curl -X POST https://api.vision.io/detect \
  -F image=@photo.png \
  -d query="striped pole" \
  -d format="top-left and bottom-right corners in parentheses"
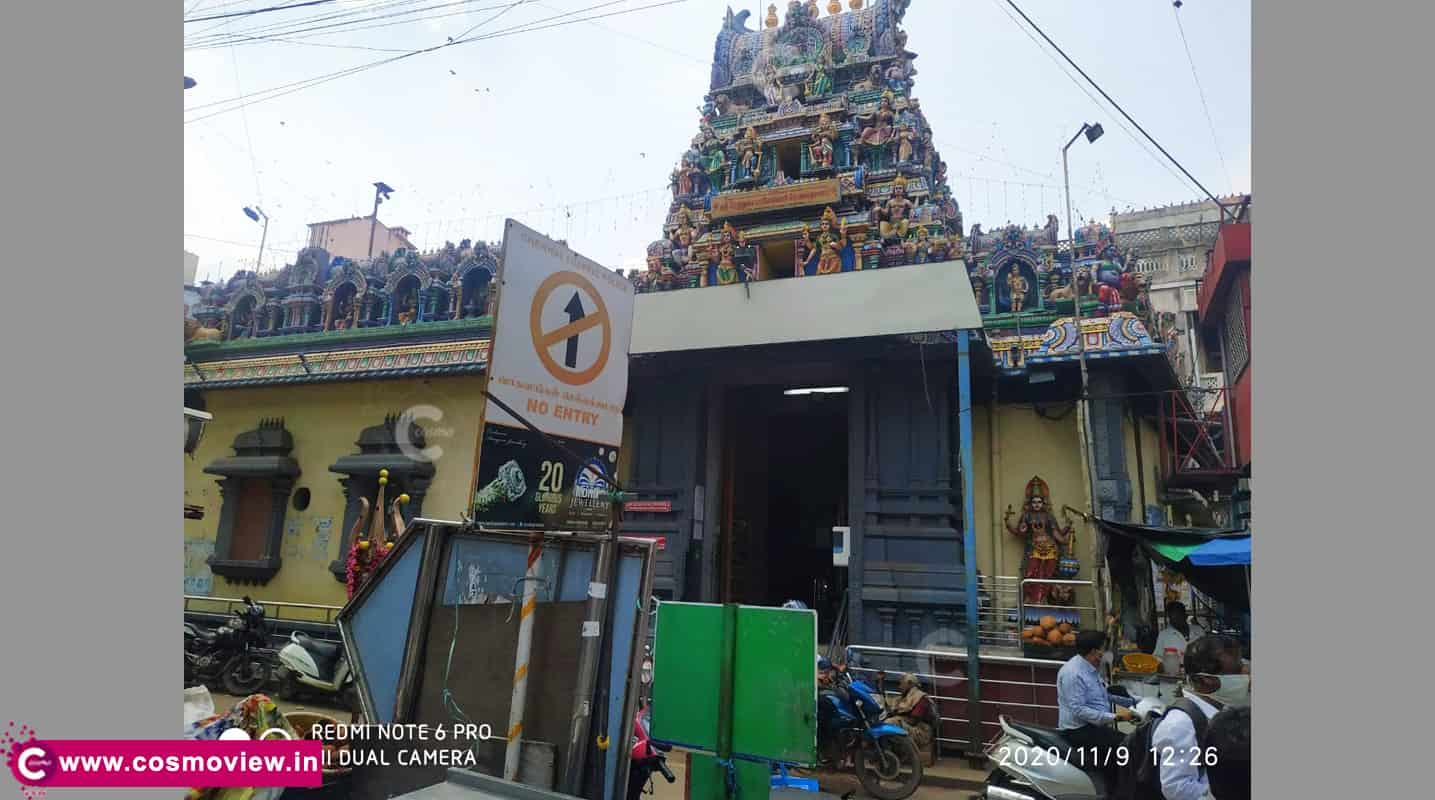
top-left (504, 536), bottom-right (543, 782)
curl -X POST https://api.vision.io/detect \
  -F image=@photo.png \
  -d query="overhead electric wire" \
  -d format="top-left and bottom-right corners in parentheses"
top-left (1173, 3), bottom-right (1234, 195)
top-left (184, 0), bottom-right (689, 125)
top-left (1001, 0), bottom-right (1226, 213)
top-left (988, 0), bottom-right (1196, 201)
top-left (451, 0), bottom-right (532, 41)
top-left (185, 0), bottom-right (483, 49)
top-left (185, 0), bottom-right (339, 24)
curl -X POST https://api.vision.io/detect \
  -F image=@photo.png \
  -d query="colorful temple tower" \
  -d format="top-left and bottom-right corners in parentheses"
top-left (637, 0), bottom-right (961, 293)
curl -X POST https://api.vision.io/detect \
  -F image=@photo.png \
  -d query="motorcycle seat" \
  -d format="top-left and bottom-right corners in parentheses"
top-left (294, 633), bottom-right (343, 669)
top-left (187, 626), bottom-right (220, 644)
top-left (1007, 720), bottom-right (1076, 754)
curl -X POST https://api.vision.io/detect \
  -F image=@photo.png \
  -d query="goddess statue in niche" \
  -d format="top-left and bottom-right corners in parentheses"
top-left (1005, 476), bottom-right (1076, 606)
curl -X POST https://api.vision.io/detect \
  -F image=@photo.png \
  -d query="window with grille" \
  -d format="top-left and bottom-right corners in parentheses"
top-left (1137, 258), bottom-right (1159, 274)
top-left (1178, 254), bottom-right (1200, 272)
top-left (1224, 290), bottom-right (1249, 378)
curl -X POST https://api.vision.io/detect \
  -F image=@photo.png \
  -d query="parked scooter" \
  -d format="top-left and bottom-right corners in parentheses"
top-left (818, 655), bottom-right (923, 800)
top-left (183, 595), bottom-right (272, 696)
top-left (275, 631), bottom-right (355, 707)
top-left (627, 705), bottom-right (674, 800)
top-left (980, 692), bottom-right (1165, 800)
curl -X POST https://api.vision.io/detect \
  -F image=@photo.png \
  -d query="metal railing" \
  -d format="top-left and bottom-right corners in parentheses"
top-left (183, 594), bottom-right (343, 626)
top-left (1017, 578), bottom-right (1100, 637)
top-left (844, 643), bottom-right (1063, 755)
top-left (977, 574), bottom-right (1022, 649)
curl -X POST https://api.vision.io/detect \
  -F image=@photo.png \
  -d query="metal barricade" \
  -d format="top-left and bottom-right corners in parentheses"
top-left (846, 643), bottom-right (1064, 756)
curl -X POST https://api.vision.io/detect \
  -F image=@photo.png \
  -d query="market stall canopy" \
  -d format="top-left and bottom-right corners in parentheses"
top-left (630, 259), bottom-right (982, 355)
top-left (1097, 518), bottom-right (1251, 608)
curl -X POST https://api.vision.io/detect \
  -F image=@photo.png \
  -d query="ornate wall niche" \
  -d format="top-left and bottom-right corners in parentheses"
top-left (326, 413), bottom-right (437, 581)
top-left (202, 418), bottom-right (300, 585)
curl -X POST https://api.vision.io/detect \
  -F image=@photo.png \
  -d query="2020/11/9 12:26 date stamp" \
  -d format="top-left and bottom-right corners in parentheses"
top-left (994, 745), bottom-right (1219, 769)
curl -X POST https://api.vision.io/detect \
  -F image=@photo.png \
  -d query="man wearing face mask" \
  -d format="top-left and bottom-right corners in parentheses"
top-left (1150, 634), bottom-right (1250, 800)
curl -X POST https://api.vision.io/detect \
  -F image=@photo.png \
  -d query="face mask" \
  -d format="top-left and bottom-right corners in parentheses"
top-left (1192, 674), bottom-right (1251, 708)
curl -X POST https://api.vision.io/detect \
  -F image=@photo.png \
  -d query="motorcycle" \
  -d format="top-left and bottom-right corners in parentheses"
top-left (183, 595), bottom-right (272, 696)
top-left (980, 692), bottom-right (1165, 800)
top-left (275, 630), bottom-right (355, 707)
top-left (817, 657), bottom-right (924, 800)
top-left (626, 705), bottom-right (674, 800)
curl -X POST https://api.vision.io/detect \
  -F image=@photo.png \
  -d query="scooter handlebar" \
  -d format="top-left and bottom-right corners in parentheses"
top-left (657, 761), bottom-right (675, 783)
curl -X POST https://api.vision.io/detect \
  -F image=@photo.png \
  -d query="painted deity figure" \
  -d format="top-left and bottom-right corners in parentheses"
top-left (397, 292), bottom-right (418, 325)
top-left (897, 123), bottom-right (916, 163)
top-left (1004, 476), bottom-right (1076, 606)
top-left (761, 63), bottom-right (784, 106)
top-left (675, 162), bottom-right (694, 196)
top-left (877, 177), bottom-right (914, 241)
top-left (804, 207), bottom-right (849, 275)
top-left (1007, 267), bottom-right (1029, 313)
top-left (704, 146), bottom-right (729, 191)
top-left (712, 223), bottom-right (743, 286)
top-left (809, 113), bottom-right (838, 169)
top-left (806, 62), bottom-right (833, 98)
top-left (737, 127), bottom-right (763, 178)
top-left (857, 93), bottom-right (896, 147)
top-left (853, 64), bottom-right (883, 92)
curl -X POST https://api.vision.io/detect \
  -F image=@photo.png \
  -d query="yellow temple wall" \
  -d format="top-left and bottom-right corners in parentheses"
top-left (970, 403), bottom-right (1165, 589)
top-left (183, 375), bottom-right (487, 607)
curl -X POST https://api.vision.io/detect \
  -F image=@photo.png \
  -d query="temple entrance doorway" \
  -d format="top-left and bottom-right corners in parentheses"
top-left (719, 384), bottom-right (849, 641)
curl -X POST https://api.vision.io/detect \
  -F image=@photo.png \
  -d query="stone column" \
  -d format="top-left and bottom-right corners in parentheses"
top-left (877, 607), bottom-right (897, 646)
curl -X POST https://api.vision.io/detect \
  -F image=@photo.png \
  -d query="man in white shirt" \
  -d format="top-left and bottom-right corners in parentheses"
top-left (1152, 602), bottom-right (1206, 670)
top-left (1150, 634), bottom-right (1250, 800)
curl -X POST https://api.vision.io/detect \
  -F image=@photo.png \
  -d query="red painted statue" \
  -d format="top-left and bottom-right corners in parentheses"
top-left (1004, 476), bottom-right (1075, 606)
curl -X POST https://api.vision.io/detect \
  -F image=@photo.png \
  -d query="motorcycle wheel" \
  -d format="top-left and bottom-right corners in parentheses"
top-left (854, 736), bottom-right (923, 800)
top-left (222, 654), bottom-right (270, 696)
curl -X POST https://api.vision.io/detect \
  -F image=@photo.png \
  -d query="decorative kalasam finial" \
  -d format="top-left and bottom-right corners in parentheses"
top-left (344, 467), bottom-right (412, 599)
top-left (850, 0), bottom-right (864, 10)
top-left (827, 0), bottom-right (841, 13)
top-left (766, 4), bottom-right (779, 28)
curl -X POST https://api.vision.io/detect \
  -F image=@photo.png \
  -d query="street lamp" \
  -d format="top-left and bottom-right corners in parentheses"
top-left (1060, 121), bottom-right (1108, 628)
top-left (367, 181), bottom-right (395, 260)
top-left (243, 206), bottom-right (269, 272)
top-left (1060, 121), bottom-right (1104, 381)
top-left (184, 76), bottom-right (197, 90)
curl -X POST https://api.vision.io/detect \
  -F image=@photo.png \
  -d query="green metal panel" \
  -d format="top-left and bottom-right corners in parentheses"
top-left (649, 602), bottom-right (817, 765)
top-left (730, 605), bottom-right (817, 765)
top-left (650, 602), bottom-right (724, 752)
top-left (686, 753), bottom-right (771, 800)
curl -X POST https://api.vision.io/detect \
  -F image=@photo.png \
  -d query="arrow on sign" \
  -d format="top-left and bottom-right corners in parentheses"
top-left (562, 291), bottom-right (586, 368)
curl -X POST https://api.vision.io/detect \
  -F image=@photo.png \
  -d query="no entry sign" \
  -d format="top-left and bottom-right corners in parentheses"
top-left (470, 220), bottom-right (635, 531)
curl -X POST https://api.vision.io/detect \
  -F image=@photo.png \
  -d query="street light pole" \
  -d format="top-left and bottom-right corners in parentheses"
top-left (243, 206), bottom-right (269, 272)
top-left (367, 181), bottom-right (395, 260)
top-left (1061, 122), bottom-right (1110, 632)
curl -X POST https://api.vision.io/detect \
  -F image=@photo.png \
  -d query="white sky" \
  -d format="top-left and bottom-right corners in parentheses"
top-left (183, 0), bottom-right (1250, 282)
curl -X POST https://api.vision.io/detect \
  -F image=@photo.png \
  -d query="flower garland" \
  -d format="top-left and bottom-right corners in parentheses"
top-left (345, 538), bottom-right (393, 599)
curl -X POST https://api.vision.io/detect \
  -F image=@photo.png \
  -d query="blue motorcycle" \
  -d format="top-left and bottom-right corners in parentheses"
top-left (816, 657), bottom-right (924, 800)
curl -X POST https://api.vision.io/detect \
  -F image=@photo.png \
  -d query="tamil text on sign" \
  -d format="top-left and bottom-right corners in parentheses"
top-left (708, 178), bottom-right (840, 220)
